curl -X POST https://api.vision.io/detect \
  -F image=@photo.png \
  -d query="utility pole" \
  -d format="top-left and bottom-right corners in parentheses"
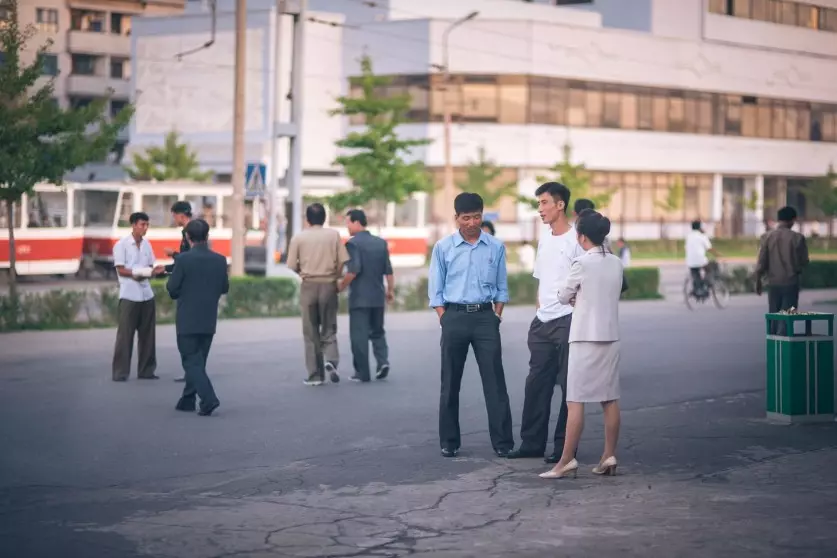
top-left (440, 11), bottom-right (478, 239)
top-left (230, 0), bottom-right (248, 276)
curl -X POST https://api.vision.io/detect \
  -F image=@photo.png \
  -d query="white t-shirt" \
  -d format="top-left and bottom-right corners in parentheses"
top-left (534, 226), bottom-right (586, 322)
top-left (113, 235), bottom-right (156, 302)
top-left (685, 230), bottom-right (712, 268)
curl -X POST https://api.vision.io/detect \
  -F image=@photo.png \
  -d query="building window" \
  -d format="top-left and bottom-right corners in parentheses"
top-left (111, 13), bottom-right (131, 36)
top-left (71, 54), bottom-right (99, 76)
top-left (497, 75), bottom-right (527, 124)
top-left (0, 6), bottom-right (12, 28)
top-left (69, 96), bottom-right (96, 109)
top-left (71, 9), bottom-right (105, 32)
top-left (111, 100), bottom-right (128, 118)
top-left (460, 75), bottom-right (499, 123)
top-left (39, 53), bottom-right (58, 76)
top-left (110, 57), bottom-right (130, 80)
top-left (36, 8), bottom-right (59, 32)
top-left (712, 0), bottom-right (837, 33)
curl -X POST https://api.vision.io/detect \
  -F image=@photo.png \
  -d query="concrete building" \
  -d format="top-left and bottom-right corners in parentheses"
top-left (8, 0), bottom-right (186, 180)
top-left (129, 0), bottom-right (837, 241)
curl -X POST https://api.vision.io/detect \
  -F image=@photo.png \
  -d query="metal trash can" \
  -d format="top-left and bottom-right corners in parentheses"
top-left (765, 312), bottom-right (834, 423)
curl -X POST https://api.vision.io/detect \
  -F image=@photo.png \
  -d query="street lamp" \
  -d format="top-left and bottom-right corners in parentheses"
top-left (435, 10), bottom-right (478, 240)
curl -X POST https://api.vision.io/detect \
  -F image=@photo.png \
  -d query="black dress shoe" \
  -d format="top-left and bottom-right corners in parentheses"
top-left (175, 399), bottom-right (196, 412)
top-left (544, 454), bottom-right (560, 464)
top-left (198, 402), bottom-right (220, 416)
top-left (375, 364), bottom-right (390, 380)
top-left (506, 449), bottom-right (544, 459)
top-left (174, 377), bottom-right (186, 383)
top-left (441, 447), bottom-right (459, 458)
top-left (495, 448), bottom-right (512, 458)
top-left (139, 375), bottom-right (160, 380)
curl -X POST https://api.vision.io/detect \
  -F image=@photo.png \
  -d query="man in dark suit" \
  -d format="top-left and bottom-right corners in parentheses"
top-left (166, 219), bottom-right (229, 416)
top-left (166, 200), bottom-right (193, 383)
top-left (338, 209), bottom-right (395, 382)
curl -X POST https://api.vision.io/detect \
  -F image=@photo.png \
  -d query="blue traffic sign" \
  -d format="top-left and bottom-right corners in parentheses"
top-left (245, 163), bottom-right (267, 199)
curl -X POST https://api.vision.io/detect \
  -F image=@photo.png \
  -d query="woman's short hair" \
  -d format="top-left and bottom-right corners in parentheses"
top-left (576, 209), bottom-right (611, 247)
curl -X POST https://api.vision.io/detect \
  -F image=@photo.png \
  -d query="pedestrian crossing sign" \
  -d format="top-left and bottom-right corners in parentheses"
top-left (245, 163), bottom-right (267, 200)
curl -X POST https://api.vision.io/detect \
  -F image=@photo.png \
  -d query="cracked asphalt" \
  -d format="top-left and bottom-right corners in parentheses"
top-left (1, 292), bottom-right (837, 557)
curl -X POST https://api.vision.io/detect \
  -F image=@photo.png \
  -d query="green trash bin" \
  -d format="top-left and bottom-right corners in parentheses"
top-left (765, 312), bottom-right (835, 423)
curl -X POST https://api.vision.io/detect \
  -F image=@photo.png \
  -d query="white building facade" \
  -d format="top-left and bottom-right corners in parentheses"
top-left (130, 0), bottom-right (837, 242)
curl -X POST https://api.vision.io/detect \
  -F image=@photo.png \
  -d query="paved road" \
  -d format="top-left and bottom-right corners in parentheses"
top-left (1, 293), bottom-right (836, 557)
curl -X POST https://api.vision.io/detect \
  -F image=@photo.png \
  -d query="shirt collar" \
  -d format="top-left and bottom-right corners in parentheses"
top-left (454, 230), bottom-right (489, 246)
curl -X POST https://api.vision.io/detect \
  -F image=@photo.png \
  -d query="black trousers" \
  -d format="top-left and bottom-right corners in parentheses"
top-left (518, 315), bottom-right (571, 454)
top-left (349, 306), bottom-right (389, 381)
top-left (439, 308), bottom-right (514, 452)
top-left (176, 334), bottom-right (219, 412)
top-left (690, 267), bottom-right (707, 296)
top-left (768, 284), bottom-right (800, 335)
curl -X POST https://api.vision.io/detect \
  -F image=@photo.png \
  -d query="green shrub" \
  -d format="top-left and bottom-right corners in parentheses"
top-left (801, 261), bottom-right (837, 289)
top-left (0, 268), bottom-right (663, 333)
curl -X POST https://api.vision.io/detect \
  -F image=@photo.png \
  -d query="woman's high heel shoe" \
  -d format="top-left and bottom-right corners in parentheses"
top-left (592, 456), bottom-right (618, 476)
top-left (539, 458), bottom-right (578, 479)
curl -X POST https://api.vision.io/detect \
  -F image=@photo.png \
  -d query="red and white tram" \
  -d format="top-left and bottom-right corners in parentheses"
top-left (0, 181), bottom-right (430, 277)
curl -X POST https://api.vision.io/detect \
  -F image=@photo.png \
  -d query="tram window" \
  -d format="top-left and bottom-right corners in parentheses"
top-left (142, 195), bottom-right (179, 227)
top-left (117, 192), bottom-right (133, 226)
top-left (394, 198), bottom-right (419, 227)
top-left (28, 192), bottom-right (68, 227)
top-left (184, 196), bottom-right (219, 227)
top-left (0, 202), bottom-right (22, 229)
top-left (76, 190), bottom-right (119, 227)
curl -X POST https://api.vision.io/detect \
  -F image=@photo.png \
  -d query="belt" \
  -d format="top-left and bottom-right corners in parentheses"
top-left (444, 303), bottom-right (493, 313)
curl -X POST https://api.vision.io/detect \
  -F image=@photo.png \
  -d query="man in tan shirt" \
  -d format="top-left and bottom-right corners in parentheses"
top-left (286, 203), bottom-right (350, 386)
top-left (755, 206), bottom-right (809, 334)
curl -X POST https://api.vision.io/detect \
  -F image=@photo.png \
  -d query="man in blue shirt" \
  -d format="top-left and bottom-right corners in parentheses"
top-left (428, 193), bottom-right (515, 458)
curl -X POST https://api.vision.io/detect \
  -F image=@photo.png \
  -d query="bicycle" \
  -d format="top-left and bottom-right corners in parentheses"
top-left (683, 260), bottom-right (730, 310)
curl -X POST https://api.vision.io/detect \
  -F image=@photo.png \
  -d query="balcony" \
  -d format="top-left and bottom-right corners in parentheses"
top-left (67, 75), bottom-right (130, 98)
top-left (67, 30), bottom-right (130, 57)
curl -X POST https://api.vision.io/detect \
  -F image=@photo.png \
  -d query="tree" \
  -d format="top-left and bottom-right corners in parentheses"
top-left (0, 0), bottom-right (133, 305)
top-left (520, 143), bottom-right (615, 210)
top-left (457, 147), bottom-right (518, 209)
top-left (327, 55), bottom-right (432, 227)
top-left (804, 165), bottom-right (837, 247)
top-left (655, 176), bottom-right (684, 242)
top-left (125, 130), bottom-right (213, 182)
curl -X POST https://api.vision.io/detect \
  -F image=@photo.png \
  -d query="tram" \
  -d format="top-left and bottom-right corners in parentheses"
top-left (0, 181), bottom-right (430, 277)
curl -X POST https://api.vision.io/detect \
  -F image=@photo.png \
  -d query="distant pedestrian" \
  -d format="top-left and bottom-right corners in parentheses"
top-left (167, 219), bottom-right (229, 416)
top-left (339, 209), bottom-right (395, 383)
top-left (685, 220), bottom-right (721, 298)
top-left (540, 210), bottom-right (624, 479)
top-left (166, 200), bottom-right (193, 383)
top-left (428, 192), bottom-right (515, 458)
top-left (755, 206), bottom-right (809, 334)
top-left (518, 240), bottom-right (536, 272)
top-left (616, 238), bottom-right (631, 267)
top-left (286, 203), bottom-right (350, 386)
top-left (481, 220), bottom-right (496, 236)
top-left (573, 198), bottom-right (614, 254)
top-left (111, 212), bottom-right (166, 382)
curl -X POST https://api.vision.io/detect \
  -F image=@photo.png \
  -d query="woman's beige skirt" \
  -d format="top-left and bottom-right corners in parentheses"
top-left (567, 341), bottom-right (621, 403)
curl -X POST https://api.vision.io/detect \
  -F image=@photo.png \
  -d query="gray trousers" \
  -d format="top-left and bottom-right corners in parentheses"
top-left (112, 299), bottom-right (157, 380)
top-left (349, 306), bottom-right (389, 381)
top-left (300, 281), bottom-right (340, 380)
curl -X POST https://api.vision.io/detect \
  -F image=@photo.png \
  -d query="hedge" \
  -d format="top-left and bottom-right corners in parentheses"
top-left (718, 260), bottom-right (837, 295)
top-left (0, 268), bottom-right (661, 333)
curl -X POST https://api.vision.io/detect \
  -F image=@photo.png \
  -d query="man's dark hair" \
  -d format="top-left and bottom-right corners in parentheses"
top-left (346, 208), bottom-right (367, 227)
top-left (574, 198), bottom-right (595, 215)
top-left (481, 220), bottom-right (496, 236)
top-left (184, 218), bottom-right (210, 243)
top-left (777, 206), bottom-right (798, 222)
top-left (129, 212), bottom-right (149, 224)
top-left (306, 203), bottom-right (327, 226)
top-left (577, 210), bottom-right (611, 248)
top-left (691, 220), bottom-right (702, 231)
top-left (170, 201), bottom-right (192, 217)
top-left (454, 192), bottom-right (484, 215)
top-left (534, 182), bottom-right (570, 211)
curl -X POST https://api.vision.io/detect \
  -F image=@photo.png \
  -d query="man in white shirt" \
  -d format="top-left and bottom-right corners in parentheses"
top-left (685, 220), bottom-right (720, 298)
top-left (507, 182), bottom-right (585, 463)
top-left (112, 212), bottom-right (165, 381)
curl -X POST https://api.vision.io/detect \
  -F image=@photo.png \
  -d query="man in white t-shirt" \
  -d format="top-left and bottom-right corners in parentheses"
top-left (685, 220), bottom-right (720, 298)
top-left (507, 182), bottom-right (585, 463)
top-left (112, 212), bottom-right (166, 381)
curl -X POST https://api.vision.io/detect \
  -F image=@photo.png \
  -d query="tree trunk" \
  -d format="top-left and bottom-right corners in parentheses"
top-left (378, 200), bottom-right (386, 236)
top-left (6, 199), bottom-right (19, 309)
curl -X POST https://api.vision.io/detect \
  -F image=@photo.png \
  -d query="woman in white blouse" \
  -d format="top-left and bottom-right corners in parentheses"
top-left (540, 210), bottom-right (623, 479)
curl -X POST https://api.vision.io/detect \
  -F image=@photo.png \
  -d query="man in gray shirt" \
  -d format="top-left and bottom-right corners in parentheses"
top-left (338, 209), bottom-right (395, 382)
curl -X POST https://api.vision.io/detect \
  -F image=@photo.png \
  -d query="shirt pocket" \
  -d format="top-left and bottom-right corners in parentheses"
top-left (480, 256), bottom-right (499, 285)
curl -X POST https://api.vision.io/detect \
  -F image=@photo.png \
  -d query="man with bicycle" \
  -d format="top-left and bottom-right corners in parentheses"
top-left (686, 220), bottom-right (721, 298)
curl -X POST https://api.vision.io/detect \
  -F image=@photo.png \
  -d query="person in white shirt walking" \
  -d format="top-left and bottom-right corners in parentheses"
top-left (111, 212), bottom-right (166, 381)
top-left (507, 182), bottom-right (586, 463)
top-left (685, 220), bottom-right (721, 298)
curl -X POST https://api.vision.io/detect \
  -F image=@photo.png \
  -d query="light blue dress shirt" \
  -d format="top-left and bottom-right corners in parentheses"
top-left (428, 231), bottom-right (509, 308)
